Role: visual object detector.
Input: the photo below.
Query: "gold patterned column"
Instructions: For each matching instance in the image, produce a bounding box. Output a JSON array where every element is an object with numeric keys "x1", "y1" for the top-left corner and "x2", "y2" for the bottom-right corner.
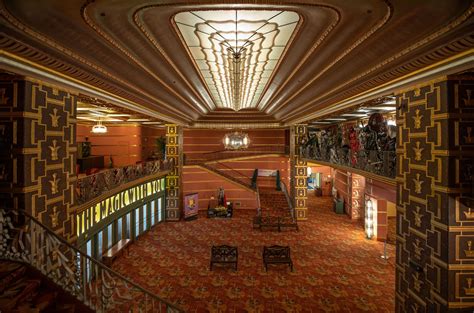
[
  {"x1": 165, "y1": 124, "x2": 182, "y2": 221},
  {"x1": 395, "y1": 74, "x2": 474, "y2": 312},
  {"x1": 290, "y1": 124, "x2": 308, "y2": 220},
  {"x1": 0, "y1": 74, "x2": 77, "y2": 241}
]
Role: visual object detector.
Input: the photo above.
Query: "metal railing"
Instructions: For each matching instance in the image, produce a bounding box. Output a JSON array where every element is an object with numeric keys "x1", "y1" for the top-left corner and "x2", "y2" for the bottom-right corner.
[
  {"x1": 301, "y1": 148, "x2": 396, "y2": 178},
  {"x1": 185, "y1": 145, "x2": 289, "y2": 165},
  {"x1": 207, "y1": 161, "x2": 253, "y2": 188},
  {"x1": 76, "y1": 159, "x2": 174, "y2": 205},
  {"x1": 0, "y1": 208, "x2": 183, "y2": 313},
  {"x1": 280, "y1": 181, "x2": 295, "y2": 221}
]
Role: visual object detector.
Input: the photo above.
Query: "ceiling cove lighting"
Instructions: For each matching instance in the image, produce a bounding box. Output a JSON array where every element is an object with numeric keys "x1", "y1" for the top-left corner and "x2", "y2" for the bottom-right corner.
[
  {"x1": 91, "y1": 119, "x2": 107, "y2": 134},
  {"x1": 223, "y1": 132, "x2": 250, "y2": 150},
  {"x1": 174, "y1": 10, "x2": 300, "y2": 111}
]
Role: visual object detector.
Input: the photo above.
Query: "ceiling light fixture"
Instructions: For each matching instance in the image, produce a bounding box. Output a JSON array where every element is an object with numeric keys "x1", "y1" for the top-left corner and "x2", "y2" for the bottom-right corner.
[
  {"x1": 174, "y1": 10, "x2": 299, "y2": 111},
  {"x1": 91, "y1": 119, "x2": 107, "y2": 134},
  {"x1": 223, "y1": 132, "x2": 250, "y2": 150}
]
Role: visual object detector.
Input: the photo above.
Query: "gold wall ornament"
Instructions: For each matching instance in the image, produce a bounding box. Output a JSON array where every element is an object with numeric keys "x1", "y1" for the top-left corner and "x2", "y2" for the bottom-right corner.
[
  {"x1": 465, "y1": 278, "x2": 474, "y2": 296},
  {"x1": 414, "y1": 206, "x2": 423, "y2": 227},
  {"x1": 413, "y1": 141, "x2": 424, "y2": 161},
  {"x1": 465, "y1": 241, "x2": 474, "y2": 257},
  {"x1": 50, "y1": 206, "x2": 59, "y2": 228},
  {"x1": 49, "y1": 108, "x2": 60, "y2": 127},
  {"x1": 413, "y1": 238, "x2": 423, "y2": 259},
  {"x1": 464, "y1": 89, "x2": 474, "y2": 106},
  {"x1": 464, "y1": 127, "x2": 474, "y2": 144},
  {"x1": 0, "y1": 88, "x2": 9, "y2": 105},
  {"x1": 464, "y1": 207, "x2": 474, "y2": 219},
  {"x1": 412, "y1": 272, "x2": 423, "y2": 292},
  {"x1": 49, "y1": 139, "x2": 60, "y2": 161},
  {"x1": 49, "y1": 173, "x2": 60, "y2": 195},
  {"x1": 413, "y1": 173, "x2": 423, "y2": 194},
  {"x1": 412, "y1": 109, "x2": 423, "y2": 129}
]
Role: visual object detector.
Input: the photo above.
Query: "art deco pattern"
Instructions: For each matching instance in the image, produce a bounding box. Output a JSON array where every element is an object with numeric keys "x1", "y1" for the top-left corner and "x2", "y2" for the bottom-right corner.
[{"x1": 174, "y1": 10, "x2": 300, "y2": 111}]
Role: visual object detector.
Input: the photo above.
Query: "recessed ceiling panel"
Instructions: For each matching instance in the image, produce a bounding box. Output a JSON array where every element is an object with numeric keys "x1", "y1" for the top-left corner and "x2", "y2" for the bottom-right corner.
[{"x1": 174, "y1": 10, "x2": 300, "y2": 111}]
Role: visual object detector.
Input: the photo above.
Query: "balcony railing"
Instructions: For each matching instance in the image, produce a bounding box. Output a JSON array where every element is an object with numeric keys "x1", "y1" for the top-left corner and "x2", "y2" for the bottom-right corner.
[
  {"x1": 0, "y1": 208, "x2": 182, "y2": 312},
  {"x1": 185, "y1": 145, "x2": 289, "y2": 165},
  {"x1": 76, "y1": 159, "x2": 174, "y2": 206},
  {"x1": 301, "y1": 147, "x2": 396, "y2": 179}
]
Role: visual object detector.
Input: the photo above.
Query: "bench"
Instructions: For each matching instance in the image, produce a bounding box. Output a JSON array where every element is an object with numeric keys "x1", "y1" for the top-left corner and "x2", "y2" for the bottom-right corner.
[
  {"x1": 210, "y1": 245, "x2": 238, "y2": 271},
  {"x1": 255, "y1": 215, "x2": 298, "y2": 232},
  {"x1": 102, "y1": 239, "x2": 131, "y2": 266},
  {"x1": 263, "y1": 245, "x2": 293, "y2": 272}
]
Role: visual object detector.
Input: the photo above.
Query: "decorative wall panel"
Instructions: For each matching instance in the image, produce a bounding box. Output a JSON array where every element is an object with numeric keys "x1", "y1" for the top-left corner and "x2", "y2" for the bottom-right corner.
[
  {"x1": 0, "y1": 75, "x2": 77, "y2": 241},
  {"x1": 395, "y1": 75, "x2": 474, "y2": 312},
  {"x1": 290, "y1": 125, "x2": 307, "y2": 220},
  {"x1": 165, "y1": 124, "x2": 182, "y2": 221}
]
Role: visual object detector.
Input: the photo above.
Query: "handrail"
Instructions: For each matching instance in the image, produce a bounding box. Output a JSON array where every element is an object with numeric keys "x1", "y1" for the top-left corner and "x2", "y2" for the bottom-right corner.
[
  {"x1": 301, "y1": 148, "x2": 396, "y2": 179},
  {"x1": 212, "y1": 160, "x2": 253, "y2": 187},
  {"x1": 185, "y1": 145, "x2": 288, "y2": 165},
  {"x1": 256, "y1": 185, "x2": 261, "y2": 217},
  {"x1": 0, "y1": 208, "x2": 183, "y2": 312},
  {"x1": 76, "y1": 159, "x2": 174, "y2": 205},
  {"x1": 280, "y1": 181, "x2": 295, "y2": 220}
]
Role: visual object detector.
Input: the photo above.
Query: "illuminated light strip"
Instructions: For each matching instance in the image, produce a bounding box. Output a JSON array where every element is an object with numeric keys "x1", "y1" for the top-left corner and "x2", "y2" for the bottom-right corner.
[{"x1": 0, "y1": 51, "x2": 185, "y2": 125}]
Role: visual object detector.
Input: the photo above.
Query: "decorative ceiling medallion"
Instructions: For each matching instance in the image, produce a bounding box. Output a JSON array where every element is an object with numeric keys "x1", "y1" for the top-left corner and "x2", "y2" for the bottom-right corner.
[{"x1": 174, "y1": 10, "x2": 300, "y2": 111}]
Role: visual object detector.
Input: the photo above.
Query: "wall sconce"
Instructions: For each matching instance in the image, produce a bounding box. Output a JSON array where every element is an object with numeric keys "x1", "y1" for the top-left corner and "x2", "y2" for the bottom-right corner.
[{"x1": 365, "y1": 199, "x2": 374, "y2": 239}]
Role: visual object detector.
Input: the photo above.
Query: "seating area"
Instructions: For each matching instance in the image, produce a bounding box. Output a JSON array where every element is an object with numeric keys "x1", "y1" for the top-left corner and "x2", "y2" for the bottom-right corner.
[
  {"x1": 254, "y1": 214, "x2": 298, "y2": 232},
  {"x1": 210, "y1": 245, "x2": 238, "y2": 271},
  {"x1": 263, "y1": 245, "x2": 293, "y2": 272}
]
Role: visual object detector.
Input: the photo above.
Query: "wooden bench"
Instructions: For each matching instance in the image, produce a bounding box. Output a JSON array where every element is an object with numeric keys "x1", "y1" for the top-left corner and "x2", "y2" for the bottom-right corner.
[
  {"x1": 263, "y1": 245, "x2": 293, "y2": 272},
  {"x1": 102, "y1": 239, "x2": 131, "y2": 266},
  {"x1": 210, "y1": 245, "x2": 238, "y2": 271},
  {"x1": 256, "y1": 215, "x2": 298, "y2": 232}
]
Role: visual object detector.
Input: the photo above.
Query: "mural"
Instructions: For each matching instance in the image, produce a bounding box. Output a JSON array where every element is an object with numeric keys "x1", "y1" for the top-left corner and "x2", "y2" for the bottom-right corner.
[{"x1": 300, "y1": 113, "x2": 397, "y2": 178}]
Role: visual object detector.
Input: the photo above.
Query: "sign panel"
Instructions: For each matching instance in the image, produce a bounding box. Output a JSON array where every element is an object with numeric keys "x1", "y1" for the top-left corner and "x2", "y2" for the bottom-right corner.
[{"x1": 184, "y1": 193, "x2": 199, "y2": 219}]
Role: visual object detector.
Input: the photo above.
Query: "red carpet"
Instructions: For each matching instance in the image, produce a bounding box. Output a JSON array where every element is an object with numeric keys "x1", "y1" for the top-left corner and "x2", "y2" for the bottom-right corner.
[{"x1": 112, "y1": 196, "x2": 395, "y2": 312}]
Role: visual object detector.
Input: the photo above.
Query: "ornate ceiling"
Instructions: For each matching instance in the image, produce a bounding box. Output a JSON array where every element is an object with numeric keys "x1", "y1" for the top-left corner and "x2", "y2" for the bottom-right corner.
[{"x1": 0, "y1": 0, "x2": 473, "y2": 128}]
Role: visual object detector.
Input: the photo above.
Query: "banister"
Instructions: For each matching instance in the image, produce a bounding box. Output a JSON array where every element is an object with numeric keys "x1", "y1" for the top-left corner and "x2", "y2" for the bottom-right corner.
[{"x1": 0, "y1": 208, "x2": 183, "y2": 312}]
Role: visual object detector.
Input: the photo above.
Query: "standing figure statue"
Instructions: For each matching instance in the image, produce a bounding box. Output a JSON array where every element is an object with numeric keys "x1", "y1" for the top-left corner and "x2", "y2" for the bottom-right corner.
[{"x1": 217, "y1": 187, "x2": 226, "y2": 206}]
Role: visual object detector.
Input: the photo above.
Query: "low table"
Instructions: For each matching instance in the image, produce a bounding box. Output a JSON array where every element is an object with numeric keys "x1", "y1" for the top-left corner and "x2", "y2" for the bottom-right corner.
[{"x1": 208, "y1": 203, "x2": 233, "y2": 218}]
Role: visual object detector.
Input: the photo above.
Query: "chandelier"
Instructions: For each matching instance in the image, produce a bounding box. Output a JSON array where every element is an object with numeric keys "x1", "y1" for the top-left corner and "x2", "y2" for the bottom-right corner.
[
  {"x1": 223, "y1": 132, "x2": 250, "y2": 150},
  {"x1": 91, "y1": 119, "x2": 107, "y2": 134}
]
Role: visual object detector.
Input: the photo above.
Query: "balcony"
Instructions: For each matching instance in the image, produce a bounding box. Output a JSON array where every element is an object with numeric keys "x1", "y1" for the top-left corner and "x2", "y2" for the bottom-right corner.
[
  {"x1": 75, "y1": 159, "x2": 174, "y2": 206},
  {"x1": 301, "y1": 147, "x2": 396, "y2": 179}
]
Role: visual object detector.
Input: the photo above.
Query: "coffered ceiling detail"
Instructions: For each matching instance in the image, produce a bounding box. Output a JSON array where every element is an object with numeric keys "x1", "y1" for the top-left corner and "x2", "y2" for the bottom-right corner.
[
  {"x1": 0, "y1": 1, "x2": 472, "y2": 128},
  {"x1": 174, "y1": 10, "x2": 299, "y2": 111}
]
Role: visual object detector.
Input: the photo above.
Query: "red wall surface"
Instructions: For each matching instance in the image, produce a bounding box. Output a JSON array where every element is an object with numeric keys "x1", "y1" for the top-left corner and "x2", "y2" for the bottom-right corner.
[
  {"x1": 183, "y1": 128, "x2": 286, "y2": 156},
  {"x1": 77, "y1": 124, "x2": 165, "y2": 167},
  {"x1": 183, "y1": 155, "x2": 290, "y2": 211}
]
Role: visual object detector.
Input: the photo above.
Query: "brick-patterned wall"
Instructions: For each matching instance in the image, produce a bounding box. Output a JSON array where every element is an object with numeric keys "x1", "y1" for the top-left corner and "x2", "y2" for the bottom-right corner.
[
  {"x1": 0, "y1": 76, "x2": 76, "y2": 241},
  {"x1": 395, "y1": 75, "x2": 474, "y2": 311}
]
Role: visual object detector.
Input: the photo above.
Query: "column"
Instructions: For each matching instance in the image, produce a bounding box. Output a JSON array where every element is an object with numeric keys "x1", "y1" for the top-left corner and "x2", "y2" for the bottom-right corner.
[
  {"x1": 290, "y1": 124, "x2": 308, "y2": 220},
  {"x1": 0, "y1": 74, "x2": 77, "y2": 241},
  {"x1": 395, "y1": 74, "x2": 474, "y2": 312},
  {"x1": 165, "y1": 124, "x2": 182, "y2": 221}
]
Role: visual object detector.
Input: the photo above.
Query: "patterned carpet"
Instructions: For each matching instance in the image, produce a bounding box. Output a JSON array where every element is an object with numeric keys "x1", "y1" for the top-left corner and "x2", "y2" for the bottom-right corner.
[{"x1": 112, "y1": 195, "x2": 395, "y2": 312}]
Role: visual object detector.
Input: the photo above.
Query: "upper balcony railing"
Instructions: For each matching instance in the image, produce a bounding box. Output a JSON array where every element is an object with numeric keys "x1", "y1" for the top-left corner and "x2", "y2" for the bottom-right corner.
[
  {"x1": 76, "y1": 159, "x2": 174, "y2": 206},
  {"x1": 301, "y1": 147, "x2": 396, "y2": 179},
  {"x1": 185, "y1": 145, "x2": 289, "y2": 165}
]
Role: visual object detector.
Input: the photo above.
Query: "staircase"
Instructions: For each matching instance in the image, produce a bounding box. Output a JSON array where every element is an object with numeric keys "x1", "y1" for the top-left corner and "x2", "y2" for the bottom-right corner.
[
  {"x1": 0, "y1": 209, "x2": 183, "y2": 313},
  {"x1": 258, "y1": 187, "x2": 291, "y2": 216},
  {"x1": 200, "y1": 162, "x2": 254, "y2": 191},
  {"x1": 0, "y1": 261, "x2": 93, "y2": 313}
]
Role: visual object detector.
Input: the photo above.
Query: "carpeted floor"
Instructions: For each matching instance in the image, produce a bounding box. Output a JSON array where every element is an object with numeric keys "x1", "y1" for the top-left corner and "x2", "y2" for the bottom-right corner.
[{"x1": 112, "y1": 195, "x2": 395, "y2": 312}]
